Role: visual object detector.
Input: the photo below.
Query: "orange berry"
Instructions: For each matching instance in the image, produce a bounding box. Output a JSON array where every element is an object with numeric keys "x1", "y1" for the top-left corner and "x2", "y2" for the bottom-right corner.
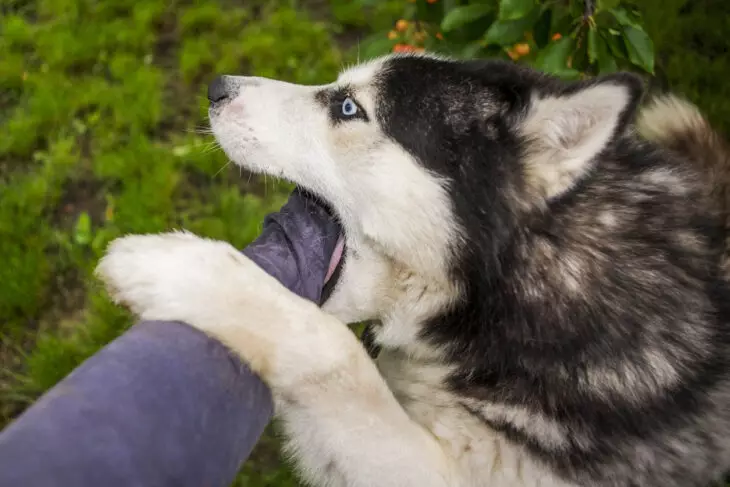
[
  {"x1": 388, "y1": 30, "x2": 398, "y2": 40},
  {"x1": 395, "y1": 19, "x2": 408, "y2": 32},
  {"x1": 514, "y1": 43, "x2": 530, "y2": 56},
  {"x1": 552, "y1": 32, "x2": 562, "y2": 41},
  {"x1": 436, "y1": 32, "x2": 444, "y2": 40},
  {"x1": 393, "y1": 43, "x2": 417, "y2": 53},
  {"x1": 506, "y1": 49, "x2": 519, "y2": 60}
]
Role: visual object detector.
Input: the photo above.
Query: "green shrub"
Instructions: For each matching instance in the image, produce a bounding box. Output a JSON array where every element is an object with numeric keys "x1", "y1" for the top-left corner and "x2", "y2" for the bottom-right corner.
[{"x1": 358, "y1": 0, "x2": 655, "y2": 80}]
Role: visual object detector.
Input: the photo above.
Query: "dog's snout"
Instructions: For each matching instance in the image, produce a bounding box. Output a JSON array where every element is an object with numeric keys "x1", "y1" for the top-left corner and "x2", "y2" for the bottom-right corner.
[{"x1": 208, "y1": 76, "x2": 231, "y2": 104}]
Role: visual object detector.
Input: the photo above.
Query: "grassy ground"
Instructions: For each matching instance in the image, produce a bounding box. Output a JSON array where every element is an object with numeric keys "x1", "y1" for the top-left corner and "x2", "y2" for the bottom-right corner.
[
  {"x1": 0, "y1": 0, "x2": 398, "y2": 484},
  {"x1": 1, "y1": 0, "x2": 728, "y2": 485}
]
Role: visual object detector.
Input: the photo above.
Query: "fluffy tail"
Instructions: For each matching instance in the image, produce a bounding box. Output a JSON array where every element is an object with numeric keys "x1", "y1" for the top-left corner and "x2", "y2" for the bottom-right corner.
[
  {"x1": 637, "y1": 94, "x2": 730, "y2": 272},
  {"x1": 637, "y1": 94, "x2": 730, "y2": 178}
]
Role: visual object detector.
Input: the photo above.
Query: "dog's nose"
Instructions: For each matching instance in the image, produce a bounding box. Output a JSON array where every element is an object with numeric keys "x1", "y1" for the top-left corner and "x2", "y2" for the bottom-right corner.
[{"x1": 207, "y1": 76, "x2": 230, "y2": 103}]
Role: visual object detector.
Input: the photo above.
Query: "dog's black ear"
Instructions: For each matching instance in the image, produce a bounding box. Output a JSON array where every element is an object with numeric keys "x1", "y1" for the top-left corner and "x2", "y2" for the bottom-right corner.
[{"x1": 520, "y1": 72, "x2": 644, "y2": 199}]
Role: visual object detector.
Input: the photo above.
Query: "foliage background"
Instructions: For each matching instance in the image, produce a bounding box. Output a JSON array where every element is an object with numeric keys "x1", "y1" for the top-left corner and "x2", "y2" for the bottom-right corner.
[{"x1": 0, "y1": 0, "x2": 727, "y2": 485}]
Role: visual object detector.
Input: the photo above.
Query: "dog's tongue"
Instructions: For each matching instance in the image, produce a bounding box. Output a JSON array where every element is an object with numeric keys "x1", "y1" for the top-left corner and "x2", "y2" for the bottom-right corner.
[
  {"x1": 242, "y1": 187, "x2": 343, "y2": 305},
  {"x1": 325, "y1": 234, "x2": 345, "y2": 284}
]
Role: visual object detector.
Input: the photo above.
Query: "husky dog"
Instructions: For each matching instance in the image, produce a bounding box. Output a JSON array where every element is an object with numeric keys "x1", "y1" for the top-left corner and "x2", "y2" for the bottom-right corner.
[{"x1": 96, "y1": 53, "x2": 730, "y2": 486}]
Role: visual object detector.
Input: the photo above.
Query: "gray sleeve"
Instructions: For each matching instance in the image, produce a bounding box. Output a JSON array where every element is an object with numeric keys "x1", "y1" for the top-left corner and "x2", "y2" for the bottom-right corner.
[{"x1": 0, "y1": 187, "x2": 342, "y2": 487}]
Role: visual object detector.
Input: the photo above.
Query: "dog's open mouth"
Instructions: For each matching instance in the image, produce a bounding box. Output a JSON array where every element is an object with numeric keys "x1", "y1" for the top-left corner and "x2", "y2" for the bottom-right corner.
[{"x1": 298, "y1": 189, "x2": 346, "y2": 301}]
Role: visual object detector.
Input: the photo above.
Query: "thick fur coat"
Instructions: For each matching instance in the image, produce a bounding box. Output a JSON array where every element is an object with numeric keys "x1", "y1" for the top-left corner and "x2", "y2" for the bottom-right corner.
[{"x1": 97, "y1": 53, "x2": 730, "y2": 486}]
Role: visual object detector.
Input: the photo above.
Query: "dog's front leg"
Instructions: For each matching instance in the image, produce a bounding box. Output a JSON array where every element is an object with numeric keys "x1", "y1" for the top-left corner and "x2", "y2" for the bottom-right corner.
[
  {"x1": 96, "y1": 231, "x2": 457, "y2": 487},
  {"x1": 270, "y1": 315, "x2": 456, "y2": 487}
]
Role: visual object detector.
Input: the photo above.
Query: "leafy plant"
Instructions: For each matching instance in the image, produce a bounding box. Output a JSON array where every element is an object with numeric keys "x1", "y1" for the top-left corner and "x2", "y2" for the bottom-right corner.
[
  {"x1": 358, "y1": 0, "x2": 655, "y2": 80},
  {"x1": 0, "y1": 0, "x2": 344, "y2": 484}
]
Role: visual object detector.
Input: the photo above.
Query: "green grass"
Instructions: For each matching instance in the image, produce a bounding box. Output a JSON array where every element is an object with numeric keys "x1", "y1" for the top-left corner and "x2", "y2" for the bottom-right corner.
[{"x1": 0, "y1": 0, "x2": 400, "y2": 484}]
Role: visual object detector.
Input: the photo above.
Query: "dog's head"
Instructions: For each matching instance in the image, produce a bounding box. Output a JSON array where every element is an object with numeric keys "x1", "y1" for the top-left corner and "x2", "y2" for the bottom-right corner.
[{"x1": 208, "y1": 53, "x2": 643, "y2": 342}]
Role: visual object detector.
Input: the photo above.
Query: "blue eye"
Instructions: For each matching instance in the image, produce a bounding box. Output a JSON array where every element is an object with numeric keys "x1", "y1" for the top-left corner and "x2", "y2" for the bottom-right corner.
[{"x1": 341, "y1": 97, "x2": 358, "y2": 117}]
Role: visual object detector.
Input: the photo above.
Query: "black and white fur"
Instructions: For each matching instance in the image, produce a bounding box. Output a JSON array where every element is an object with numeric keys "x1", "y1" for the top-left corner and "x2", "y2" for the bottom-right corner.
[{"x1": 96, "y1": 53, "x2": 730, "y2": 487}]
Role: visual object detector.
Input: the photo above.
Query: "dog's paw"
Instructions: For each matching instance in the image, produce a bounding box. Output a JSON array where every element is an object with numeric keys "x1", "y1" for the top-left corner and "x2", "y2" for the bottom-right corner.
[
  {"x1": 96, "y1": 231, "x2": 354, "y2": 388},
  {"x1": 96, "y1": 231, "x2": 263, "y2": 321}
]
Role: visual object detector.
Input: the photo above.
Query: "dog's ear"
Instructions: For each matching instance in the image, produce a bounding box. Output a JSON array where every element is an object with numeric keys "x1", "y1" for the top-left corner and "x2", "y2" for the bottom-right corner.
[{"x1": 521, "y1": 73, "x2": 643, "y2": 199}]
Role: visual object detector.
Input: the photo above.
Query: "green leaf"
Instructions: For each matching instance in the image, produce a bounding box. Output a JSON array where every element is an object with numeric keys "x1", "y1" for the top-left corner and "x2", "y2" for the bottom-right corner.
[
  {"x1": 610, "y1": 7, "x2": 642, "y2": 29},
  {"x1": 498, "y1": 0, "x2": 535, "y2": 21},
  {"x1": 484, "y1": 6, "x2": 540, "y2": 46},
  {"x1": 596, "y1": 31, "x2": 618, "y2": 73},
  {"x1": 604, "y1": 30, "x2": 628, "y2": 59},
  {"x1": 622, "y1": 25, "x2": 654, "y2": 73},
  {"x1": 460, "y1": 41, "x2": 485, "y2": 59},
  {"x1": 484, "y1": 21, "x2": 521, "y2": 45},
  {"x1": 533, "y1": 8, "x2": 552, "y2": 48},
  {"x1": 440, "y1": 4, "x2": 494, "y2": 33},
  {"x1": 534, "y1": 36, "x2": 576, "y2": 75},
  {"x1": 593, "y1": 10, "x2": 617, "y2": 29},
  {"x1": 587, "y1": 27, "x2": 599, "y2": 64}
]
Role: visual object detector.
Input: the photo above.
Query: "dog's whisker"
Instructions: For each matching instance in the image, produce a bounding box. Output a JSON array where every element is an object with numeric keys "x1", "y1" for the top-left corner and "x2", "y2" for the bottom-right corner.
[{"x1": 212, "y1": 160, "x2": 232, "y2": 178}]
